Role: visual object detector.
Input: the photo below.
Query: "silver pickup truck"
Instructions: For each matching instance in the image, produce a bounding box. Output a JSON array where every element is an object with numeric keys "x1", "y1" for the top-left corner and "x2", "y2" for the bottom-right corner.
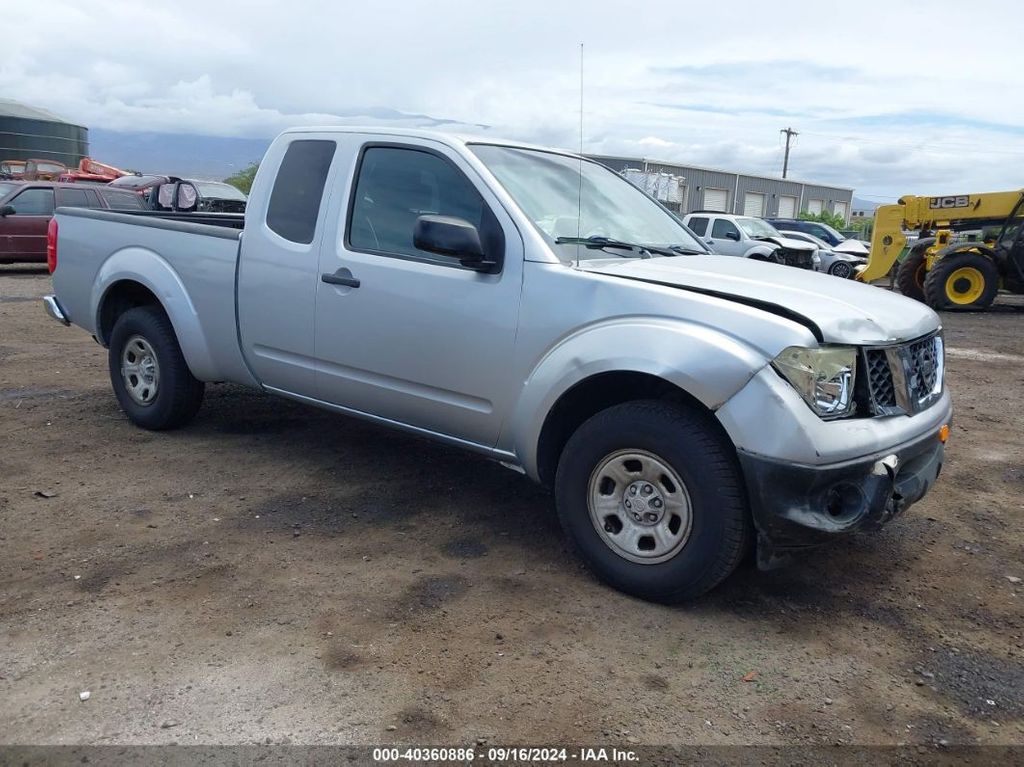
[{"x1": 44, "y1": 127, "x2": 952, "y2": 602}]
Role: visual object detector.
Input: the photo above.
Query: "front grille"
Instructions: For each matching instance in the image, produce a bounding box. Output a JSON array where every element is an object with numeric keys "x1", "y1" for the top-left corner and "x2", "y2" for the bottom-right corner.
[
  {"x1": 865, "y1": 349, "x2": 896, "y2": 409},
  {"x1": 776, "y1": 247, "x2": 815, "y2": 269},
  {"x1": 907, "y1": 335, "x2": 940, "y2": 403},
  {"x1": 861, "y1": 333, "x2": 944, "y2": 416}
]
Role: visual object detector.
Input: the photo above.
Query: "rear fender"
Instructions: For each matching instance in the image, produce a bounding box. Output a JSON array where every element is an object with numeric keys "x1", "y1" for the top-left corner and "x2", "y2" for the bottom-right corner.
[{"x1": 93, "y1": 247, "x2": 219, "y2": 381}]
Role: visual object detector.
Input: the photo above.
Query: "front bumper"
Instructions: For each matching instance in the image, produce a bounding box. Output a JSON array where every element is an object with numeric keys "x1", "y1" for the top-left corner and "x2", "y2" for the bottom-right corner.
[{"x1": 739, "y1": 427, "x2": 946, "y2": 568}]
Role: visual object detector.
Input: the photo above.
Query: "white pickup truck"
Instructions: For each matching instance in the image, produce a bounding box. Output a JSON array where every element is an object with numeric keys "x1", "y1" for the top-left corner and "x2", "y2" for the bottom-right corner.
[{"x1": 44, "y1": 127, "x2": 952, "y2": 602}]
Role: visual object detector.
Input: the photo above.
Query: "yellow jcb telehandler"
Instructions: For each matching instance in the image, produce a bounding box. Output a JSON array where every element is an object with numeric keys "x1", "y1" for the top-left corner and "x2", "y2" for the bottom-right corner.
[{"x1": 857, "y1": 189, "x2": 1024, "y2": 310}]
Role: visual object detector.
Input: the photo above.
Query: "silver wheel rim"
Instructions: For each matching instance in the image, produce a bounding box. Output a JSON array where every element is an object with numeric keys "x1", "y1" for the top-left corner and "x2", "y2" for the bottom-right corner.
[
  {"x1": 832, "y1": 262, "x2": 852, "y2": 278},
  {"x1": 120, "y1": 334, "x2": 160, "y2": 406},
  {"x1": 587, "y1": 449, "x2": 693, "y2": 565}
]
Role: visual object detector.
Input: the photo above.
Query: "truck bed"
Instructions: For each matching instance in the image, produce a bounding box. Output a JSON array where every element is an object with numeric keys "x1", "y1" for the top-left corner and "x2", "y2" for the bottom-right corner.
[
  {"x1": 114, "y1": 209, "x2": 246, "y2": 230},
  {"x1": 51, "y1": 206, "x2": 254, "y2": 386}
]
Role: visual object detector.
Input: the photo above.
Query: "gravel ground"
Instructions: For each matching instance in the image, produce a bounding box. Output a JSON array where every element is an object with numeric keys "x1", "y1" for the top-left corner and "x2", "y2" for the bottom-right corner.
[{"x1": 1, "y1": 266, "x2": 1022, "y2": 747}]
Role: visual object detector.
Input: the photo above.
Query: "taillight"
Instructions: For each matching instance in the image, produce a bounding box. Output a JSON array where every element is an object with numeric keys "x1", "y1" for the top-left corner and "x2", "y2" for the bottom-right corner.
[{"x1": 47, "y1": 218, "x2": 58, "y2": 273}]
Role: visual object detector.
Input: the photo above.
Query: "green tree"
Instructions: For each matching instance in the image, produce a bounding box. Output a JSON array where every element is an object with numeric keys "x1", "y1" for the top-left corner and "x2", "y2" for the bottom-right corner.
[
  {"x1": 224, "y1": 162, "x2": 259, "y2": 195},
  {"x1": 849, "y1": 217, "x2": 873, "y2": 238},
  {"x1": 799, "y1": 209, "x2": 848, "y2": 230}
]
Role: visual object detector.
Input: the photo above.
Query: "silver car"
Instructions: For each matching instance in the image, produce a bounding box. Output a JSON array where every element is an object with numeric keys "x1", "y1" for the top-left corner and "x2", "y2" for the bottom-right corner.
[
  {"x1": 44, "y1": 127, "x2": 952, "y2": 602},
  {"x1": 779, "y1": 229, "x2": 867, "y2": 278}
]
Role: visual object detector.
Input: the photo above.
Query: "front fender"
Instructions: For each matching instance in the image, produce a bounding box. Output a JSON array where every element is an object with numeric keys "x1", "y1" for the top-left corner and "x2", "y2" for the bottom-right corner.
[
  {"x1": 93, "y1": 247, "x2": 220, "y2": 381},
  {"x1": 937, "y1": 242, "x2": 996, "y2": 259},
  {"x1": 744, "y1": 244, "x2": 778, "y2": 260},
  {"x1": 506, "y1": 318, "x2": 768, "y2": 480}
]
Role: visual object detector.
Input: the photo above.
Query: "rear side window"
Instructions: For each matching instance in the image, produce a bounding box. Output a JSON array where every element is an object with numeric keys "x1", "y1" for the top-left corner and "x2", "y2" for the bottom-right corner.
[
  {"x1": 687, "y1": 216, "x2": 708, "y2": 236},
  {"x1": 266, "y1": 139, "x2": 336, "y2": 244},
  {"x1": 8, "y1": 188, "x2": 54, "y2": 215},
  {"x1": 100, "y1": 190, "x2": 144, "y2": 210},
  {"x1": 57, "y1": 188, "x2": 92, "y2": 208},
  {"x1": 712, "y1": 219, "x2": 740, "y2": 239}
]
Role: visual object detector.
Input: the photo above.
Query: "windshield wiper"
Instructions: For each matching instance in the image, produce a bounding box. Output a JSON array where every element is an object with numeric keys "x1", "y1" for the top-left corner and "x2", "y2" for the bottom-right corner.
[
  {"x1": 666, "y1": 245, "x2": 705, "y2": 255},
  {"x1": 553, "y1": 236, "x2": 679, "y2": 258}
]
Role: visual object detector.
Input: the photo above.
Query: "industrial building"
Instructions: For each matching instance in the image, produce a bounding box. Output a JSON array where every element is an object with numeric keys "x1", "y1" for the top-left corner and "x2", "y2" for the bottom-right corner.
[
  {"x1": 590, "y1": 153, "x2": 854, "y2": 224},
  {"x1": 0, "y1": 99, "x2": 88, "y2": 167}
]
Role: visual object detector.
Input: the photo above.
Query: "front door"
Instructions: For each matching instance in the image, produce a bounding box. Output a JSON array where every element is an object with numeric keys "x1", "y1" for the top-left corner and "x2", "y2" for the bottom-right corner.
[
  {"x1": 704, "y1": 217, "x2": 745, "y2": 256},
  {"x1": 314, "y1": 140, "x2": 523, "y2": 447},
  {"x1": 0, "y1": 186, "x2": 54, "y2": 262}
]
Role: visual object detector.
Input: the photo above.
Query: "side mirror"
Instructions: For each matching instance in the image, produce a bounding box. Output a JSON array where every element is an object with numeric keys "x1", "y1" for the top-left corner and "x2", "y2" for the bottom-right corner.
[
  {"x1": 725, "y1": 230, "x2": 740, "y2": 241},
  {"x1": 414, "y1": 215, "x2": 498, "y2": 272},
  {"x1": 0, "y1": 205, "x2": 14, "y2": 217}
]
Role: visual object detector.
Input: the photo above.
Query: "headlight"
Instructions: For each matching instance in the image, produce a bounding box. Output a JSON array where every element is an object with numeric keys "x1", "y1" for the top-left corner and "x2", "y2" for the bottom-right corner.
[{"x1": 772, "y1": 346, "x2": 857, "y2": 419}]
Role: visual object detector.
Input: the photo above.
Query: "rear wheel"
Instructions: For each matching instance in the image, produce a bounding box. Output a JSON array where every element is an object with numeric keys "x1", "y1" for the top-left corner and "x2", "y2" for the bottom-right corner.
[
  {"x1": 923, "y1": 252, "x2": 1000, "y2": 311},
  {"x1": 108, "y1": 306, "x2": 205, "y2": 430},
  {"x1": 895, "y1": 248, "x2": 927, "y2": 300},
  {"x1": 554, "y1": 400, "x2": 750, "y2": 603}
]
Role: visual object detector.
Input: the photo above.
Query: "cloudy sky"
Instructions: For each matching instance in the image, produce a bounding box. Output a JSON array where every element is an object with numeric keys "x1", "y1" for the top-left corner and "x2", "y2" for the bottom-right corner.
[{"x1": 6, "y1": 1, "x2": 1022, "y2": 198}]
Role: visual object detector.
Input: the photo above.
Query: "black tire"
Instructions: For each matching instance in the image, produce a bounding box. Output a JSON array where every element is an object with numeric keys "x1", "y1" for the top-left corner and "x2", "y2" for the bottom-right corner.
[
  {"x1": 895, "y1": 248, "x2": 927, "y2": 301},
  {"x1": 108, "y1": 306, "x2": 204, "y2": 430},
  {"x1": 923, "y1": 252, "x2": 1000, "y2": 311},
  {"x1": 554, "y1": 400, "x2": 750, "y2": 603},
  {"x1": 829, "y1": 260, "x2": 855, "y2": 279}
]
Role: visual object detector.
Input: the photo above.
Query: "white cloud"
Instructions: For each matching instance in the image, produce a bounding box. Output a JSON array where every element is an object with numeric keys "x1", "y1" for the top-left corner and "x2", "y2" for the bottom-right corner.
[{"x1": 4, "y1": 0, "x2": 1023, "y2": 197}]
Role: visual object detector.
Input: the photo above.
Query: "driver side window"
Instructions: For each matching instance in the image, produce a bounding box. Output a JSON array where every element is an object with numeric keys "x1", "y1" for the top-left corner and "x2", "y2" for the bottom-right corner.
[
  {"x1": 8, "y1": 188, "x2": 54, "y2": 215},
  {"x1": 348, "y1": 146, "x2": 501, "y2": 268},
  {"x1": 712, "y1": 219, "x2": 739, "y2": 240}
]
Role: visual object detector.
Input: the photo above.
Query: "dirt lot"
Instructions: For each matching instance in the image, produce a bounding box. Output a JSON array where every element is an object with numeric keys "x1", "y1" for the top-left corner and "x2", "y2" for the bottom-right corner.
[{"x1": 1, "y1": 265, "x2": 1022, "y2": 747}]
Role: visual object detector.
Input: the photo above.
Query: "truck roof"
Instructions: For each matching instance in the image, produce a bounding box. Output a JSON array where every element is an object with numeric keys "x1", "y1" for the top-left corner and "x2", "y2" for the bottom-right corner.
[{"x1": 278, "y1": 126, "x2": 577, "y2": 159}]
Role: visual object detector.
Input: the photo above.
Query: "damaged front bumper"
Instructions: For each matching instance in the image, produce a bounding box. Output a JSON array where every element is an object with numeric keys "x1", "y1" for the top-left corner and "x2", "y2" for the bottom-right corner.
[{"x1": 738, "y1": 428, "x2": 946, "y2": 569}]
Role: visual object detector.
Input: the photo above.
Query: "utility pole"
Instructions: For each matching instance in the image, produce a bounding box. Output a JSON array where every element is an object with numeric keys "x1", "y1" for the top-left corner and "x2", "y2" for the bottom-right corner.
[{"x1": 780, "y1": 127, "x2": 798, "y2": 178}]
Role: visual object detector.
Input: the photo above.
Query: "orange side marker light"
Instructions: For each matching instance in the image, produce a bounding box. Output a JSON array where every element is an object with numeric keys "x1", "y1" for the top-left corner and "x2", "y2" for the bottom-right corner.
[{"x1": 938, "y1": 424, "x2": 950, "y2": 444}]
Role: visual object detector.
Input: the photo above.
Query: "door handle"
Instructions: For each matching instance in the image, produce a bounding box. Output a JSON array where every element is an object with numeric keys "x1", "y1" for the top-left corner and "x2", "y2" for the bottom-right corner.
[{"x1": 321, "y1": 269, "x2": 360, "y2": 288}]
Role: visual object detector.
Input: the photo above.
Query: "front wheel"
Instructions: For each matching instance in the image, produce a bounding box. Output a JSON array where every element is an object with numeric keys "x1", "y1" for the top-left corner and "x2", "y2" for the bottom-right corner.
[
  {"x1": 554, "y1": 400, "x2": 750, "y2": 602},
  {"x1": 829, "y1": 260, "x2": 855, "y2": 279},
  {"x1": 108, "y1": 306, "x2": 205, "y2": 430}
]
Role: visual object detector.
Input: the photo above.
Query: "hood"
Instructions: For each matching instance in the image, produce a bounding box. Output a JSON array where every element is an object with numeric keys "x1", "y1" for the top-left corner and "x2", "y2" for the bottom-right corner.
[
  {"x1": 761, "y1": 235, "x2": 816, "y2": 252},
  {"x1": 579, "y1": 255, "x2": 939, "y2": 345},
  {"x1": 834, "y1": 239, "x2": 869, "y2": 255}
]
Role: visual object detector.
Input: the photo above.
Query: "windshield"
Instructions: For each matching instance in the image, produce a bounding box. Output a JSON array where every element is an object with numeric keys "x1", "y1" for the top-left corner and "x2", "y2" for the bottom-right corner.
[
  {"x1": 736, "y1": 217, "x2": 782, "y2": 239},
  {"x1": 0, "y1": 182, "x2": 18, "y2": 199},
  {"x1": 193, "y1": 181, "x2": 247, "y2": 201},
  {"x1": 816, "y1": 222, "x2": 846, "y2": 242},
  {"x1": 470, "y1": 145, "x2": 706, "y2": 260}
]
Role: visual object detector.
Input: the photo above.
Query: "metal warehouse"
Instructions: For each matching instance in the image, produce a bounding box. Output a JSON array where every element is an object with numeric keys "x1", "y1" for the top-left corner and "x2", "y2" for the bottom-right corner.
[
  {"x1": 0, "y1": 99, "x2": 89, "y2": 167},
  {"x1": 590, "y1": 154, "x2": 854, "y2": 224}
]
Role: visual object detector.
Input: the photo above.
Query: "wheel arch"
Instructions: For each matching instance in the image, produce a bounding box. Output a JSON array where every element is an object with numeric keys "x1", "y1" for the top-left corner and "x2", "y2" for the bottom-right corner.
[
  {"x1": 92, "y1": 248, "x2": 219, "y2": 380},
  {"x1": 534, "y1": 371, "x2": 736, "y2": 488},
  {"x1": 506, "y1": 319, "x2": 767, "y2": 485},
  {"x1": 936, "y1": 242, "x2": 997, "y2": 260},
  {"x1": 744, "y1": 244, "x2": 778, "y2": 261}
]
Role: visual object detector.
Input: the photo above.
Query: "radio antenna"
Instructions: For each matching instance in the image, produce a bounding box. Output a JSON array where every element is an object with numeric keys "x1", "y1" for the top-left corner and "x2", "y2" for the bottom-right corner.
[{"x1": 576, "y1": 42, "x2": 584, "y2": 268}]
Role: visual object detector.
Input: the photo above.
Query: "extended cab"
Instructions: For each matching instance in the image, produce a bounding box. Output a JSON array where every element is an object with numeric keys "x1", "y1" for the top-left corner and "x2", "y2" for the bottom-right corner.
[
  {"x1": 683, "y1": 212, "x2": 819, "y2": 270},
  {"x1": 44, "y1": 128, "x2": 952, "y2": 602}
]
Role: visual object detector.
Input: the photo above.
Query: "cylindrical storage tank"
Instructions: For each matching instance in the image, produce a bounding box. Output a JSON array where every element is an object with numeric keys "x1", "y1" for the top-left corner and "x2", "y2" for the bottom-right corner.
[{"x1": 0, "y1": 99, "x2": 88, "y2": 168}]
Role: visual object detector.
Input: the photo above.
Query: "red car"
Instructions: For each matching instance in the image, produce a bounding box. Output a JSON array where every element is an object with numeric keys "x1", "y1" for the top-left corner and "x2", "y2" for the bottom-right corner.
[{"x1": 0, "y1": 181, "x2": 145, "y2": 264}]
